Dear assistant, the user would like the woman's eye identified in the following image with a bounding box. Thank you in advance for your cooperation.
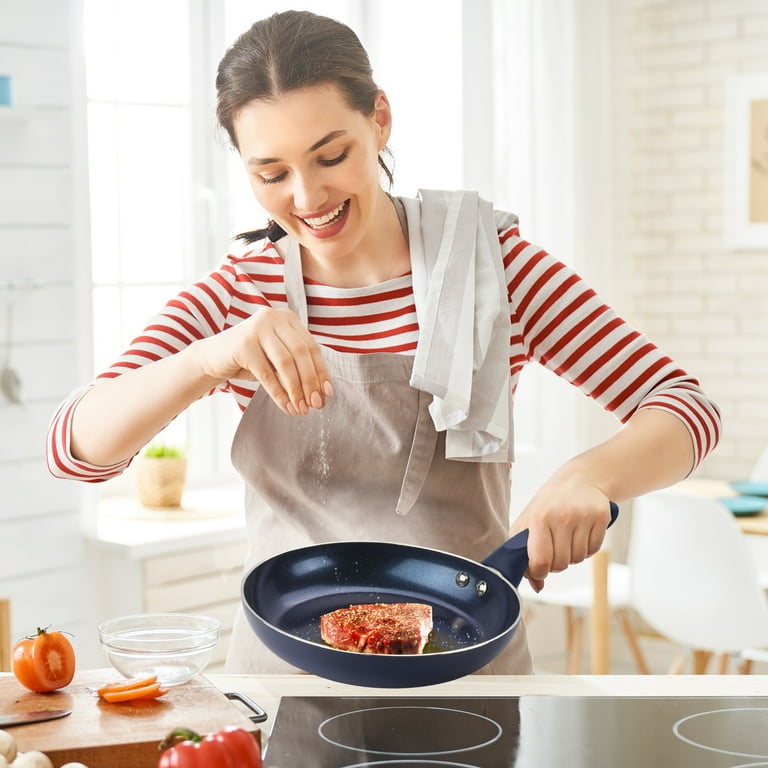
[259,171,288,185]
[319,151,347,168]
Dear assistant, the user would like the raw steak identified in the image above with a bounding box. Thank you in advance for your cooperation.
[320,602,433,654]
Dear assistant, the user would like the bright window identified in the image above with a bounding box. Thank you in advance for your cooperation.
[83,0,240,488]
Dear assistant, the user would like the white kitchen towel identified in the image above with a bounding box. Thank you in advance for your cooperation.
[401,189,515,462]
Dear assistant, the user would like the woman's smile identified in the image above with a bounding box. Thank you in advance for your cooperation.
[297,199,350,237]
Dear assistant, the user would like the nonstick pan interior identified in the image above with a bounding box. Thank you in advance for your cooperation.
[242,540,522,686]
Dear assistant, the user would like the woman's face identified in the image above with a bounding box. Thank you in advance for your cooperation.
[234,84,392,267]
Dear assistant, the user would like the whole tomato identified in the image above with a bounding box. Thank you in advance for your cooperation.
[157,726,262,768]
[12,626,76,692]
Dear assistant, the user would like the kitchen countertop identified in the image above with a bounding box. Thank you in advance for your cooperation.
[1,671,766,762]
[87,486,247,558]
[208,673,768,728]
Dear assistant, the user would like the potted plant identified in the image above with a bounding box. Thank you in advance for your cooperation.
[135,442,188,508]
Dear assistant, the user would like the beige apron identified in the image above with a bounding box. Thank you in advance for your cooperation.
[225,238,533,676]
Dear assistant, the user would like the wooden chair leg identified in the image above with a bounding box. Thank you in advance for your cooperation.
[565,607,584,674]
[590,550,610,674]
[692,649,713,674]
[0,599,10,673]
[716,653,730,674]
[738,658,754,674]
[668,650,687,674]
[617,610,650,674]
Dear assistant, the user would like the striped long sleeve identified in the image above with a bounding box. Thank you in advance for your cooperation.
[47,222,721,481]
[500,226,720,465]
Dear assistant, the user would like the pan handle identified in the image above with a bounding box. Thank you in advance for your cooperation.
[481,501,619,587]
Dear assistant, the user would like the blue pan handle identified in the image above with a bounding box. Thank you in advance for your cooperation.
[481,501,619,587]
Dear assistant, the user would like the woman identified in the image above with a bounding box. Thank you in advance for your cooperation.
[47,10,721,674]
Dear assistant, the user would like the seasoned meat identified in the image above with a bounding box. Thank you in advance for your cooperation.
[320,602,433,654]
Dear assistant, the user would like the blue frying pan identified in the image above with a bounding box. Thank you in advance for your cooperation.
[242,502,618,687]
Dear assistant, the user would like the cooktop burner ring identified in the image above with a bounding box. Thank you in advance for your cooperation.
[318,705,503,757]
[672,707,768,760]
[727,763,768,767]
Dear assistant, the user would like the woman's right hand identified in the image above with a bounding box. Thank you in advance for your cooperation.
[194,306,332,415]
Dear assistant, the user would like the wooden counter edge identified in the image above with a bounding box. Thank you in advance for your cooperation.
[207,673,768,730]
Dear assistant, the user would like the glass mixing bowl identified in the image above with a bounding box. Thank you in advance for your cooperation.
[98,612,221,686]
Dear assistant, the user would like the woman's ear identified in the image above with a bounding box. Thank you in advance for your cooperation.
[373,90,392,150]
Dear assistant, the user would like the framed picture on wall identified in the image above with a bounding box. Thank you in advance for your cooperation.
[724,73,768,249]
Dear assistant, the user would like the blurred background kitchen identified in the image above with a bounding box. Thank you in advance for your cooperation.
[1,0,766,672]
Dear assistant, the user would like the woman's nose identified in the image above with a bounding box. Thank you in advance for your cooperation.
[291,172,327,213]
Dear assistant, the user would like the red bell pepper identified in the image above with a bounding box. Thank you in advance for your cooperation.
[157,726,262,767]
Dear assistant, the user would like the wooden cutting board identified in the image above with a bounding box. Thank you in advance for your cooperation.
[0,669,262,768]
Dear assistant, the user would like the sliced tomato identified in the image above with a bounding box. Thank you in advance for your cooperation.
[99,680,167,703]
[96,674,159,697]
[12,627,76,692]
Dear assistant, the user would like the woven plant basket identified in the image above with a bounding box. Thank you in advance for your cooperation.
[135,456,188,508]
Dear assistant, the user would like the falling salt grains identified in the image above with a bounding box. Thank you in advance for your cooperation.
[312,414,331,506]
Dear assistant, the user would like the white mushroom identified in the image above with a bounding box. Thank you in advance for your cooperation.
[0,731,16,763]
[10,752,54,768]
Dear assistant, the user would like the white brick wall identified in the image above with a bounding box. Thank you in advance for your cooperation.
[610,0,768,479]
[0,0,92,664]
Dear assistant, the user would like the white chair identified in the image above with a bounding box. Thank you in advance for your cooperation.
[628,490,768,673]
[519,552,649,674]
[746,445,768,591]
[750,445,768,480]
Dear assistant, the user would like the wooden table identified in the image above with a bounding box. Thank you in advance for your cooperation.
[677,477,768,535]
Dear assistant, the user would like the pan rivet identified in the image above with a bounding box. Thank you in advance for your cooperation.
[455,571,470,587]
[476,580,488,597]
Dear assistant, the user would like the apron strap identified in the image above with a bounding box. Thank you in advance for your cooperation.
[396,387,438,516]
[282,238,309,325]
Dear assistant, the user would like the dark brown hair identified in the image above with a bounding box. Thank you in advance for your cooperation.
[216,10,393,243]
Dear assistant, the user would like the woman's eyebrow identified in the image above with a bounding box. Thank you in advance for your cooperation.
[308,129,347,153]
[247,129,348,167]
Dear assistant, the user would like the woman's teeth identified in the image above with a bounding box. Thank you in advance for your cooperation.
[302,201,347,228]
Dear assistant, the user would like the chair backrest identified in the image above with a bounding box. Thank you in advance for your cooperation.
[628,490,768,653]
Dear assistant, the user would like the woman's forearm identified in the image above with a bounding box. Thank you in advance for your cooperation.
[551,408,696,503]
[70,341,221,466]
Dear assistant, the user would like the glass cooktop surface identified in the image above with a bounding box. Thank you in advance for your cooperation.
[262,695,768,768]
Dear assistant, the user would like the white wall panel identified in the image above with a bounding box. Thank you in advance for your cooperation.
[0,229,74,282]
[0,168,73,226]
[0,0,70,48]
[0,511,84,580]
[0,111,72,165]
[0,48,70,108]
[0,0,90,669]
[0,567,89,664]
[0,460,82,519]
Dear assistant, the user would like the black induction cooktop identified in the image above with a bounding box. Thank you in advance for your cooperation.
[262,695,768,767]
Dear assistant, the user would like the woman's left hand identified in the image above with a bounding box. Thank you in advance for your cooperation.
[508,482,613,592]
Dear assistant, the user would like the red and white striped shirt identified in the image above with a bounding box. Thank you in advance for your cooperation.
[46,220,721,482]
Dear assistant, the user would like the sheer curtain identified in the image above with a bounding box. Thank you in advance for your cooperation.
[491,0,615,505]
